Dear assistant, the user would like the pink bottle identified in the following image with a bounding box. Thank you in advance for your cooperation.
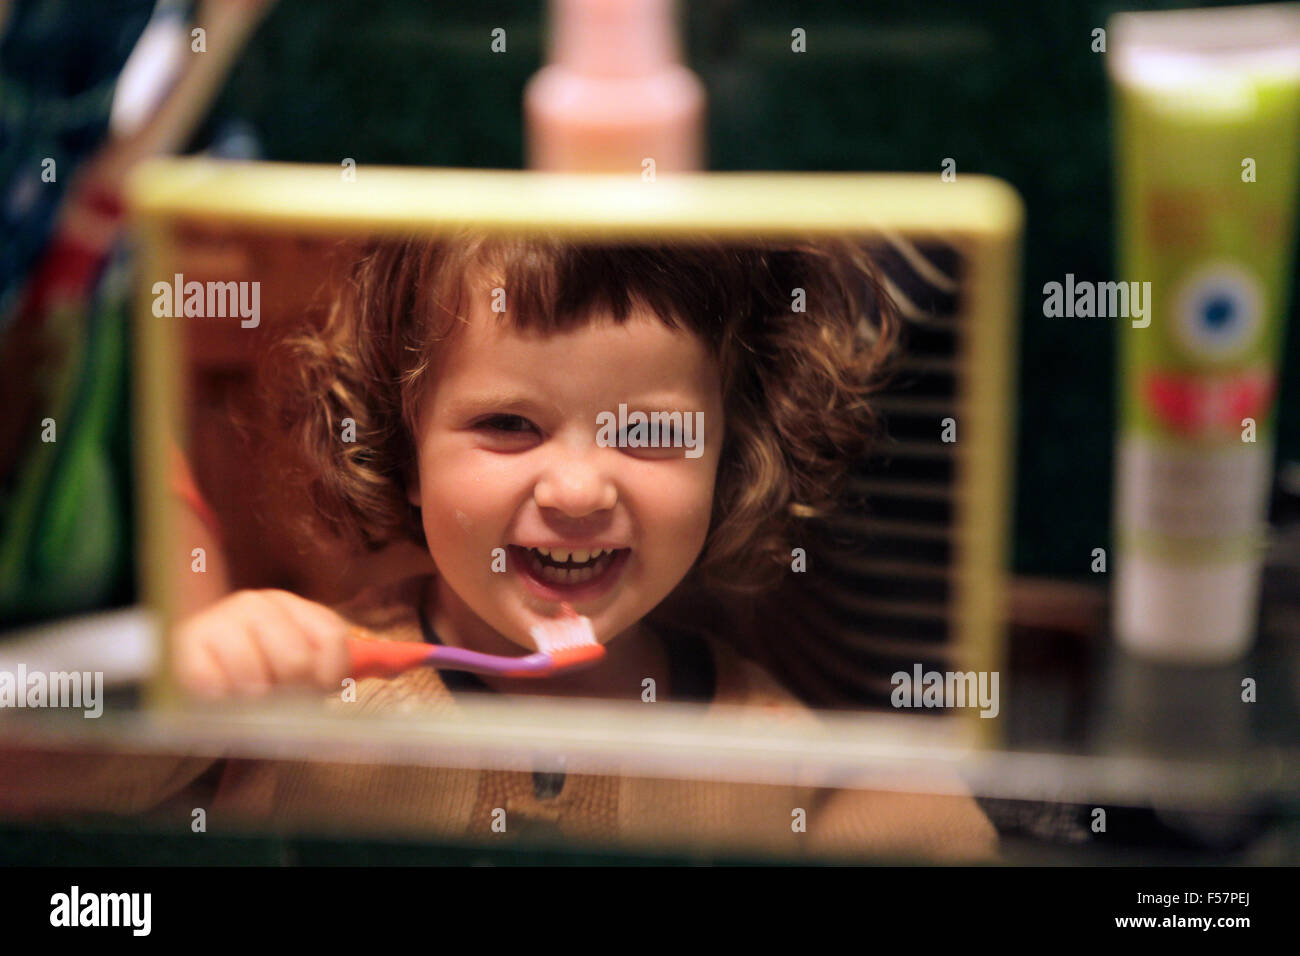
[524,0,706,173]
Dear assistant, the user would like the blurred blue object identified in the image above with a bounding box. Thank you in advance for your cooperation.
[0,0,156,328]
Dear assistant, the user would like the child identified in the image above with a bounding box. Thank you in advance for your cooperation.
[13,233,999,860]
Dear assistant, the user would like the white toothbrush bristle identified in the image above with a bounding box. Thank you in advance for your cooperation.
[530,612,595,653]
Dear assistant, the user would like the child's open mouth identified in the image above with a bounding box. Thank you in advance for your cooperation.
[508,544,631,601]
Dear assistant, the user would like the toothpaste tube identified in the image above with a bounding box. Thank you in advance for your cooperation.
[1108,3,1300,661]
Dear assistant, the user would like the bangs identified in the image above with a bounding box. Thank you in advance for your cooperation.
[446,236,776,349]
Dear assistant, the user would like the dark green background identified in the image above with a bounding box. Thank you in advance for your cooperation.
[199,0,1300,579]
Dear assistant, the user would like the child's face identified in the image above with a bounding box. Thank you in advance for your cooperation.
[409,297,725,650]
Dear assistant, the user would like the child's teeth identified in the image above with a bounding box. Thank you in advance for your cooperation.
[527,547,624,586]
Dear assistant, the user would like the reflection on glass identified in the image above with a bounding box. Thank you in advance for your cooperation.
[157,226,998,859]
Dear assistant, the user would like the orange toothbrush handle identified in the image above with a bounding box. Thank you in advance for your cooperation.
[347,635,436,679]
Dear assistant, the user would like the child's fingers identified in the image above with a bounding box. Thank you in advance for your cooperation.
[240,592,319,687]
[307,626,352,691]
[201,616,274,695]
[172,589,353,697]
[262,589,350,634]
[260,590,354,689]
[208,635,273,696]
[173,629,232,699]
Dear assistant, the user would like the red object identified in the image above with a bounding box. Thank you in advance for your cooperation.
[1143,370,1275,436]
[347,635,436,679]
[169,441,226,547]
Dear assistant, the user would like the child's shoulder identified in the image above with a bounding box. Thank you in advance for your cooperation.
[331,573,428,642]
[654,619,813,721]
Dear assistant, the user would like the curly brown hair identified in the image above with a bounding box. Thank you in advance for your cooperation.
[264,231,900,595]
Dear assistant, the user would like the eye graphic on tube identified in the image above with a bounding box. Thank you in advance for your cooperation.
[1174,263,1263,361]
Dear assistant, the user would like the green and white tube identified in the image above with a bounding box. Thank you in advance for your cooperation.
[1109,4,1300,662]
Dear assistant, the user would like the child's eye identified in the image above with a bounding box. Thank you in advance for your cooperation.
[618,426,682,444]
[616,427,687,457]
[476,414,539,435]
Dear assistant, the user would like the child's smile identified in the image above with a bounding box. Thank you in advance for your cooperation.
[407,295,724,660]
[508,544,632,601]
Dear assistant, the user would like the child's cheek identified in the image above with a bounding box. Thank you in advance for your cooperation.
[426,466,499,539]
[641,464,716,551]
[416,452,489,547]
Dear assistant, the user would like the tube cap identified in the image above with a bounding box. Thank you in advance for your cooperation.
[550,0,680,77]
[1115,553,1262,663]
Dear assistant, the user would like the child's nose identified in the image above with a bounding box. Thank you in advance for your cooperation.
[533,454,617,518]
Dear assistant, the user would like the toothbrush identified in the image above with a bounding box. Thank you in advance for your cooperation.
[346,603,604,680]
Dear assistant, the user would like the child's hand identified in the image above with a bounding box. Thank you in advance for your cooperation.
[173,589,353,699]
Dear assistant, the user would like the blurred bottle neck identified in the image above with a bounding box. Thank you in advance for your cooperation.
[548,0,682,77]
